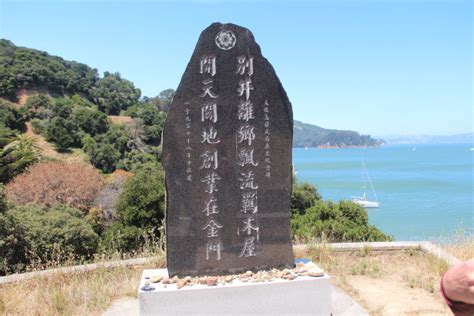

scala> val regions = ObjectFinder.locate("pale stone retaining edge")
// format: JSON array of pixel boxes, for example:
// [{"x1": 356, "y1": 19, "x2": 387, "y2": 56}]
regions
[{"x1": 0, "y1": 241, "x2": 460, "y2": 285}]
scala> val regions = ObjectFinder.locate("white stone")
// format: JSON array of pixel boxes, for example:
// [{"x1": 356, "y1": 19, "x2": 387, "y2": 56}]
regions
[{"x1": 139, "y1": 265, "x2": 331, "y2": 315}]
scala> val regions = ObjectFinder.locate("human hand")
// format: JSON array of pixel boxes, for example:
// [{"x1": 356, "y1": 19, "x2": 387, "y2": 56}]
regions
[{"x1": 442, "y1": 259, "x2": 474, "y2": 304}]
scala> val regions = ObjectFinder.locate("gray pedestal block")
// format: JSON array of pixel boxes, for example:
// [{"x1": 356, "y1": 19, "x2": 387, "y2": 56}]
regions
[{"x1": 139, "y1": 268, "x2": 331, "y2": 315}]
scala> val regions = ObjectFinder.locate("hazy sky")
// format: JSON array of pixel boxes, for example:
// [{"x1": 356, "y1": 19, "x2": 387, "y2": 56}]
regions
[{"x1": 0, "y1": 0, "x2": 472, "y2": 136}]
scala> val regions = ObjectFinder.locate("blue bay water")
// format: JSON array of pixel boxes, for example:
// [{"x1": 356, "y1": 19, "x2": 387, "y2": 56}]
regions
[{"x1": 292, "y1": 144, "x2": 473, "y2": 241}]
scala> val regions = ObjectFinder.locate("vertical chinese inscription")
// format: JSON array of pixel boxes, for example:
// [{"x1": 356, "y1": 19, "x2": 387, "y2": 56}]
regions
[
  {"x1": 163, "y1": 23, "x2": 294, "y2": 277},
  {"x1": 263, "y1": 100, "x2": 271, "y2": 178},
  {"x1": 199, "y1": 54, "x2": 223, "y2": 262},
  {"x1": 184, "y1": 105, "x2": 192, "y2": 181},
  {"x1": 235, "y1": 55, "x2": 259, "y2": 258}
]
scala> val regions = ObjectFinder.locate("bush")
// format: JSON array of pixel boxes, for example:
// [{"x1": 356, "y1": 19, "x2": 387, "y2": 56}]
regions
[
  {"x1": 0, "y1": 126, "x2": 17, "y2": 148},
  {"x1": 116, "y1": 169, "x2": 165, "y2": 229},
  {"x1": 90, "y1": 170, "x2": 133, "y2": 233},
  {"x1": 45, "y1": 117, "x2": 78, "y2": 150},
  {"x1": 88, "y1": 142, "x2": 121, "y2": 173},
  {"x1": 291, "y1": 180, "x2": 322, "y2": 215},
  {"x1": 7, "y1": 204, "x2": 99, "y2": 264},
  {"x1": 0, "y1": 210, "x2": 28, "y2": 274},
  {"x1": 91, "y1": 72, "x2": 141, "y2": 115},
  {"x1": 71, "y1": 106, "x2": 108, "y2": 136},
  {"x1": 99, "y1": 222, "x2": 146, "y2": 253},
  {"x1": 100, "y1": 169, "x2": 165, "y2": 252},
  {"x1": 6, "y1": 162, "x2": 103, "y2": 211},
  {"x1": 291, "y1": 200, "x2": 393, "y2": 242},
  {"x1": 0, "y1": 101, "x2": 25, "y2": 132},
  {"x1": 0, "y1": 135, "x2": 40, "y2": 183},
  {"x1": 24, "y1": 95, "x2": 53, "y2": 119}
]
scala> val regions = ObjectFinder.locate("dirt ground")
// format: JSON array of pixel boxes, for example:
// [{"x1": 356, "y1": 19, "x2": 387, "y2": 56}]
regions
[
  {"x1": 300, "y1": 247, "x2": 453, "y2": 315},
  {"x1": 25, "y1": 122, "x2": 88, "y2": 163}
]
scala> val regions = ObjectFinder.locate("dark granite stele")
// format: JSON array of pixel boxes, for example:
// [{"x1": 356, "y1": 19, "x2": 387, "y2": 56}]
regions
[{"x1": 162, "y1": 22, "x2": 295, "y2": 277}]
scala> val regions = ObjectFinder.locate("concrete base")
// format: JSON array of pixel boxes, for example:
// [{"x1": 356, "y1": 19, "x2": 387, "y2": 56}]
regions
[{"x1": 138, "y1": 267, "x2": 331, "y2": 315}]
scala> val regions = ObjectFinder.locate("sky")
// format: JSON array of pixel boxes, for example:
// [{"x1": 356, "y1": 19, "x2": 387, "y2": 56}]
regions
[{"x1": 0, "y1": 0, "x2": 472, "y2": 136}]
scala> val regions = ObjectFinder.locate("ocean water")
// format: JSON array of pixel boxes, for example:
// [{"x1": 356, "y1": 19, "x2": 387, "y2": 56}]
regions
[{"x1": 292, "y1": 144, "x2": 473, "y2": 241}]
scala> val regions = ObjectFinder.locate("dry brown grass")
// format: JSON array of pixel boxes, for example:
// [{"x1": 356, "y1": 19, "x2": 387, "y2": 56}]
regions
[
  {"x1": 443, "y1": 237, "x2": 474, "y2": 261},
  {"x1": 0, "y1": 256, "x2": 165, "y2": 316},
  {"x1": 108, "y1": 115, "x2": 133, "y2": 125},
  {"x1": 0, "y1": 242, "x2": 462, "y2": 315},
  {"x1": 296, "y1": 243, "x2": 452, "y2": 315},
  {"x1": 24, "y1": 122, "x2": 89, "y2": 163}
]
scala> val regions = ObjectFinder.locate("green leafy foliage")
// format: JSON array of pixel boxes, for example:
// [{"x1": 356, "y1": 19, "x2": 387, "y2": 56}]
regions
[
  {"x1": 0, "y1": 100, "x2": 25, "y2": 132},
  {"x1": 0, "y1": 127, "x2": 17, "y2": 148},
  {"x1": 45, "y1": 117, "x2": 79, "y2": 150},
  {"x1": 0, "y1": 210, "x2": 28, "y2": 274},
  {"x1": 6, "y1": 204, "x2": 99, "y2": 265},
  {"x1": 91, "y1": 72, "x2": 141, "y2": 115},
  {"x1": 24, "y1": 94, "x2": 53, "y2": 119},
  {"x1": 0, "y1": 200, "x2": 99, "y2": 275},
  {"x1": 0, "y1": 39, "x2": 98, "y2": 101},
  {"x1": 0, "y1": 135, "x2": 40, "y2": 183},
  {"x1": 124, "y1": 102, "x2": 166, "y2": 145},
  {"x1": 291, "y1": 199, "x2": 392, "y2": 242},
  {"x1": 100, "y1": 169, "x2": 165, "y2": 252},
  {"x1": 293, "y1": 120, "x2": 384, "y2": 148},
  {"x1": 70, "y1": 106, "x2": 108, "y2": 136},
  {"x1": 291, "y1": 179, "x2": 322, "y2": 215}
]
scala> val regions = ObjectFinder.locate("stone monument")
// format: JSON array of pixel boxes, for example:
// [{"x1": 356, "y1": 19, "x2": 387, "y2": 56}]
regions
[
  {"x1": 139, "y1": 22, "x2": 331, "y2": 315},
  {"x1": 162, "y1": 22, "x2": 295, "y2": 277}
]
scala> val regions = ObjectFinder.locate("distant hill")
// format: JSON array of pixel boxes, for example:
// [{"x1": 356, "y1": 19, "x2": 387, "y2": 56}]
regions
[
  {"x1": 293, "y1": 120, "x2": 384, "y2": 148},
  {"x1": 383, "y1": 133, "x2": 473, "y2": 145}
]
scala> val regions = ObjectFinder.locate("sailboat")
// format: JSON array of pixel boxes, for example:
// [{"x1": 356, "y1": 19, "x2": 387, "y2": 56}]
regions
[{"x1": 352, "y1": 156, "x2": 380, "y2": 208}]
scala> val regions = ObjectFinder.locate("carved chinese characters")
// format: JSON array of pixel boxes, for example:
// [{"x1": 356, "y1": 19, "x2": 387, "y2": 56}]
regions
[{"x1": 163, "y1": 23, "x2": 294, "y2": 277}]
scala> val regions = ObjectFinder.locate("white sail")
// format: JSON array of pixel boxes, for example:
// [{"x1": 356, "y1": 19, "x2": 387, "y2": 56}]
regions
[{"x1": 352, "y1": 154, "x2": 379, "y2": 208}]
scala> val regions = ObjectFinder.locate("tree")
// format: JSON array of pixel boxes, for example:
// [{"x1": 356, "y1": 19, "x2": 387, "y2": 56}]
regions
[
  {"x1": 24, "y1": 94, "x2": 53, "y2": 119},
  {"x1": 91, "y1": 72, "x2": 141, "y2": 115},
  {"x1": 0, "y1": 210, "x2": 28, "y2": 275},
  {"x1": 71, "y1": 106, "x2": 108, "y2": 136},
  {"x1": 290, "y1": 200, "x2": 392, "y2": 242},
  {"x1": 158, "y1": 89, "x2": 175, "y2": 112},
  {"x1": 291, "y1": 180, "x2": 322, "y2": 215},
  {"x1": 116, "y1": 169, "x2": 165, "y2": 228},
  {"x1": 0, "y1": 135, "x2": 40, "y2": 183},
  {"x1": 101, "y1": 169, "x2": 165, "y2": 252},
  {"x1": 88, "y1": 142, "x2": 121, "y2": 173},
  {"x1": 45, "y1": 117, "x2": 78, "y2": 150},
  {"x1": 8, "y1": 204, "x2": 99, "y2": 265},
  {"x1": 0, "y1": 101, "x2": 25, "y2": 132},
  {"x1": 0, "y1": 127, "x2": 17, "y2": 148},
  {"x1": 6, "y1": 162, "x2": 103, "y2": 211}
]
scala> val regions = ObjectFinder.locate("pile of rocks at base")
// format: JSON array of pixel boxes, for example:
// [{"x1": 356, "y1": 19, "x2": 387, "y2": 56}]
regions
[{"x1": 143, "y1": 261, "x2": 324, "y2": 290}]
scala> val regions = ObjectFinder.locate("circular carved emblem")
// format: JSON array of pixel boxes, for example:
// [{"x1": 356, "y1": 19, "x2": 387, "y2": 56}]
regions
[{"x1": 215, "y1": 30, "x2": 236, "y2": 50}]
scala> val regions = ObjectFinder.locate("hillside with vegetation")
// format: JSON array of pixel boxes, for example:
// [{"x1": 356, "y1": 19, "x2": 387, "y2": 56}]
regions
[
  {"x1": 293, "y1": 120, "x2": 385, "y2": 148},
  {"x1": 0, "y1": 40, "x2": 391, "y2": 276}
]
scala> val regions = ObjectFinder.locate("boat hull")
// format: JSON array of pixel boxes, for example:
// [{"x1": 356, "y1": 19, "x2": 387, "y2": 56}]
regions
[{"x1": 353, "y1": 199, "x2": 379, "y2": 208}]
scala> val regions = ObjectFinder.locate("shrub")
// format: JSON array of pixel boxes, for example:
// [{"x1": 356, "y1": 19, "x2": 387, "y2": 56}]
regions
[
  {"x1": 45, "y1": 117, "x2": 78, "y2": 150},
  {"x1": 0, "y1": 126, "x2": 17, "y2": 148},
  {"x1": 101, "y1": 169, "x2": 165, "y2": 252},
  {"x1": 0, "y1": 210, "x2": 28, "y2": 274},
  {"x1": 24, "y1": 95, "x2": 53, "y2": 119},
  {"x1": 91, "y1": 72, "x2": 141, "y2": 115},
  {"x1": 291, "y1": 200, "x2": 393, "y2": 242},
  {"x1": 88, "y1": 142, "x2": 121, "y2": 173},
  {"x1": 90, "y1": 170, "x2": 133, "y2": 233},
  {"x1": 0, "y1": 135, "x2": 40, "y2": 183},
  {"x1": 71, "y1": 106, "x2": 108, "y2": 136},
  {"x1": 116, "y1": 168, "x2": 165, "y2": 229},
  {"x1": 6, "y1": 162, "x2": 103, "y2": 211},
  {"x1": 0, "y1": 101, "x2": 25, "y2": 132},
  {"x1": 8, "y1": 204, "x2": 99, "y2": 264},
  {"x1": 291, "y1": 180, "x2": 322, "y2": 215}
]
